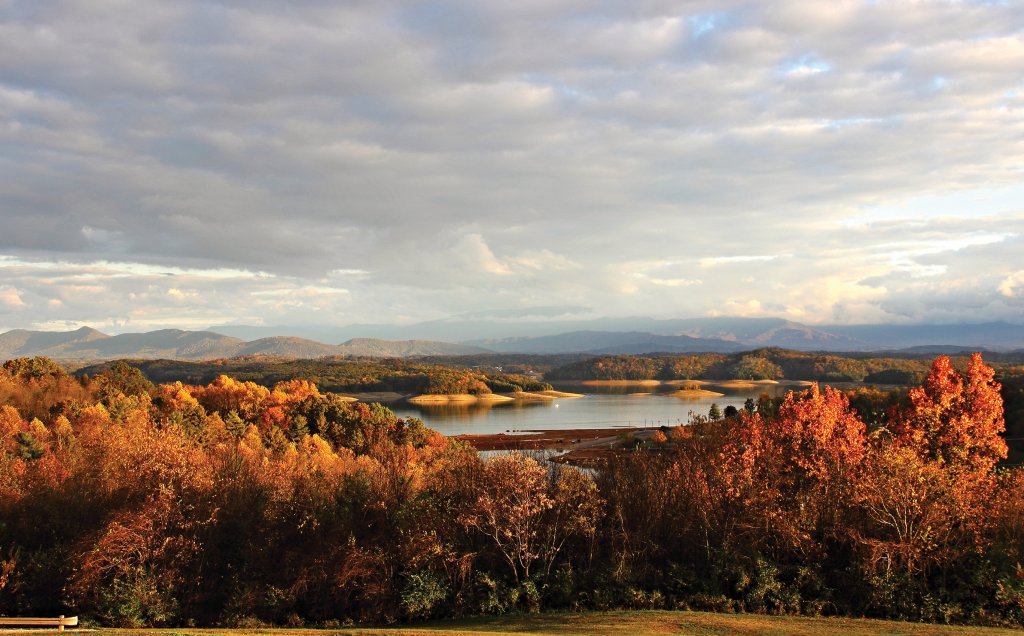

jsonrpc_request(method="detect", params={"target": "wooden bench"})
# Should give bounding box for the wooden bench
[0,615,78,631]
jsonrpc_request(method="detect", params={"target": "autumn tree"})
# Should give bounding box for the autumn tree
[459,453,553,585]
[538,466,603,583]
[721,384,866,564]
[894,353,1006,477]
[853,444,982,585]
[850,354,1008,618]
[97,361,154,401]
[730,355,783,380]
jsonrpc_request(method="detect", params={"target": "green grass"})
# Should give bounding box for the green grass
[92,610,1024,636]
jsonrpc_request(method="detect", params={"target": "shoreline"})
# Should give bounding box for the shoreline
[356,380,817,406]
[578,379,662,387]
[553,378,801,390]
[668,388,726,398]
[456,426,661,451]
[407,393,515,405]
[406,390,584,405]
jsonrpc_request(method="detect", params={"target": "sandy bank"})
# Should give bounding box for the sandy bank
[533,389,584,398]
[339,391,395,401]
[668,389,725,399]
[407,393,515,405]
[494,390,587,401]
[707,379,779,390]
[477,393,517,402]
[510,391,557,401]
[581,379,661,387]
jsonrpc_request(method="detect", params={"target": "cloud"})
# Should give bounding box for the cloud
[2,0,1024,330]
[0,287,26,308]
[648,278,702,288]
[999,272,1024,299]
[455,233,511,276]
[699,255,783,269]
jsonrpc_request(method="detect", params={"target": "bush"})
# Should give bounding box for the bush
[96,570,178,627]
[401,571,449,620]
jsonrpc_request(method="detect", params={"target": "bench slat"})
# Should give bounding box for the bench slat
[0,615,79,626]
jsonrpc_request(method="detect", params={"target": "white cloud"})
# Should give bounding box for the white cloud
[455,234,512,276]
[648,278,702,288]
[699,255,783,268]
[999,272,1024,298]
[0,287,26,307]
[2,0,1024,329]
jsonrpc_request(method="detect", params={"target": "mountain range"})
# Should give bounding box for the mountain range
[209,317,1024,353]
[2,317,1023,362]
[0,327,489,361]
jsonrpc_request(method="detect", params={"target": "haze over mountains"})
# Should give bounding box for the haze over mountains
[0,327,489,361]
[3,317,1023,362]
[209,316,1024,353]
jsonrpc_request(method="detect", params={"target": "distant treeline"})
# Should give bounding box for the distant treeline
[543,348,1024,384]
[77,357,553,395]
[2,355,1023,628]
[416,353,593,375]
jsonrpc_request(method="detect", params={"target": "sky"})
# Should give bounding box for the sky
[2,0,1023,334]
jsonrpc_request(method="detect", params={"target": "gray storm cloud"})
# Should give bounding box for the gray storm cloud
[1,0,1023,331]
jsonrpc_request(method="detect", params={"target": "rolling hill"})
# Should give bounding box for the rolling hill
[0,329,491,361]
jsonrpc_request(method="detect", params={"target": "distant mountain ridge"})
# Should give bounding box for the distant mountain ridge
[0,329,490,361]
[471,331,745,354]
[209,316,1024,353]
[821,322,1024,350]
[207,315,872,350]
[5,316,1024,361]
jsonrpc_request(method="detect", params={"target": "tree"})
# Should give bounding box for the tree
[538,466,603,582]
[854,444,980,582]
[721,384,867,560]
[894,353,1006,477]
[459,453,552,584]
[2,357,66,379]
[708,403,722,421]
[731,355,783,381]
[98,362,154,400]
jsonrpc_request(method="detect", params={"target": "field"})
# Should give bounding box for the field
[92,611,1024,635]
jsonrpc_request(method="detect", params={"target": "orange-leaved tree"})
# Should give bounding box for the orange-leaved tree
[854,443,982,581]
[894,353,1006,477]
[722,384,867,562]
[851,354,1007,614]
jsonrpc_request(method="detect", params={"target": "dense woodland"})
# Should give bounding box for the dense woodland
[78,357,553,396]
[544,350,1024,463]
[1,355,1023,628]
[542,348,1024,383]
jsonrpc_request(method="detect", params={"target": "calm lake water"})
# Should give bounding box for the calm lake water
[390,382,792,436]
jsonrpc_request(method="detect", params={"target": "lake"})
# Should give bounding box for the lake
[390,382,793,436]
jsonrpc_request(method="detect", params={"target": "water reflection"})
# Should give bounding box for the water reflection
[390,382,793,437]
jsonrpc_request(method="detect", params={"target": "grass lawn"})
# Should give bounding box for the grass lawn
[92,610,1024,636]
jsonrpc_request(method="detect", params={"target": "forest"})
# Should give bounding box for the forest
[543,348,1024,383]
[544,350,1024,463]
[77,357,553,396]
[1,354,1023,628]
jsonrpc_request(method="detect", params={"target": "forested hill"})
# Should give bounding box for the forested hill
[544,348,1024,383]
[77,357,552,395]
